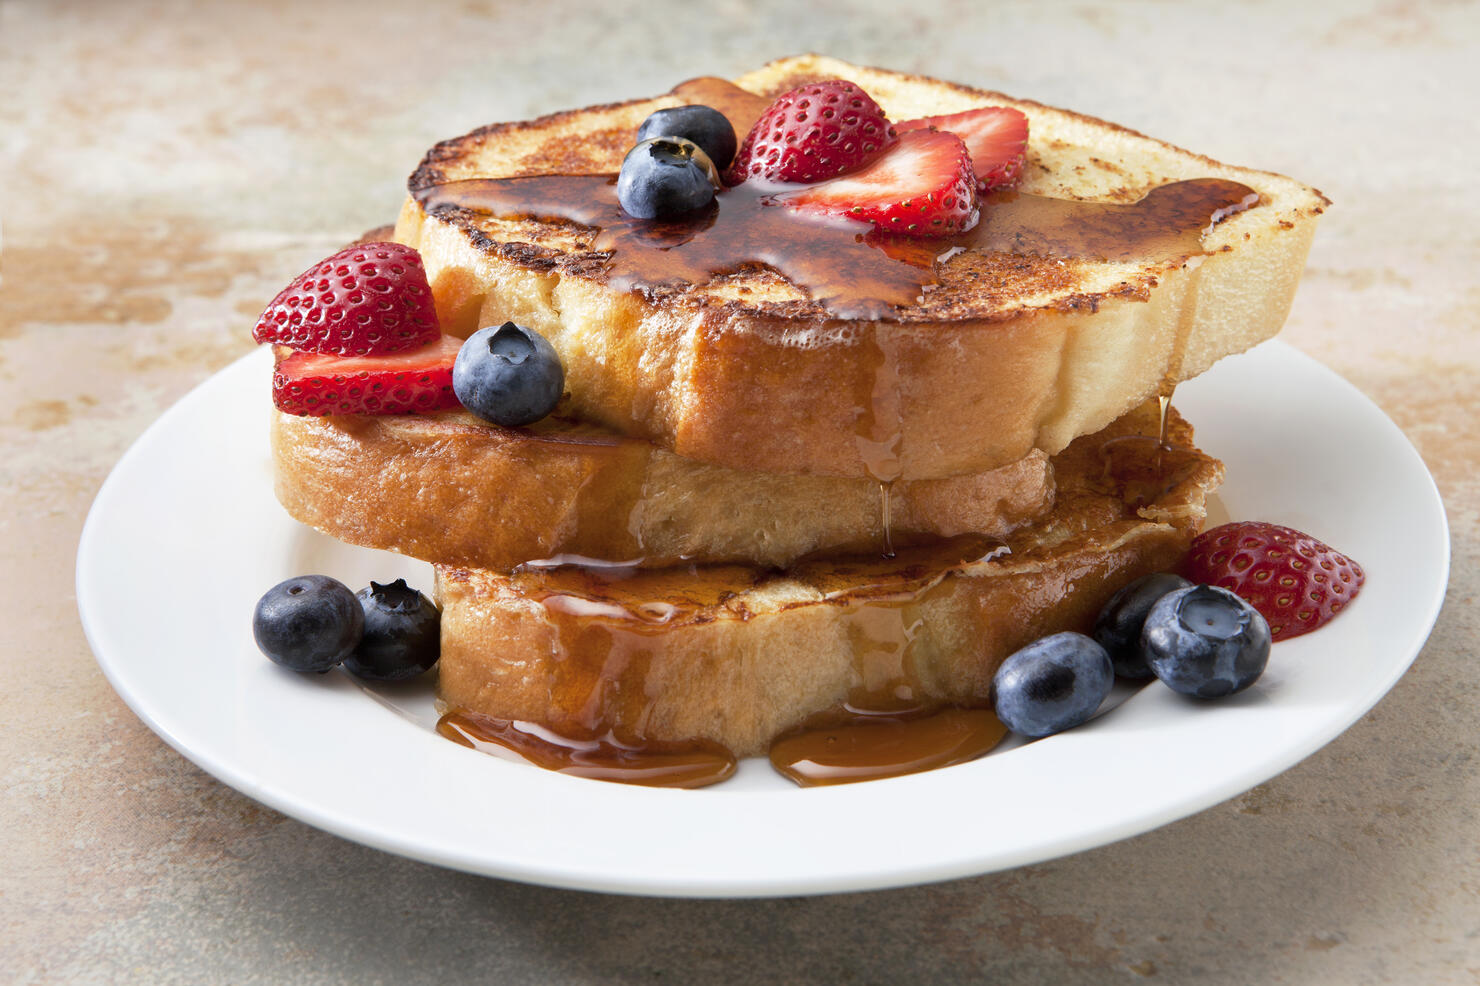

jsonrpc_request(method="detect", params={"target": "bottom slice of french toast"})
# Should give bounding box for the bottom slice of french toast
[435,402,1222,759]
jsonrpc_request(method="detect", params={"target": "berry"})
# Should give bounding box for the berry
[727,79,896,184]
[343,579,441,682]
[452,321,564,426]
[252,242,441,356]
[992,632,1114,738]
[778,128,979,237]
[616,137,719,220]
[1092,572,1193,678]
[1142,585,1271,698]
[1184,522,1366,641]
[252,575,364,673]
[636,105,738,171]
[272,334,462,416]
[897,106,1029,192]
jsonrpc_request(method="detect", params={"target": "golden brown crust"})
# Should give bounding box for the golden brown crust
[394,56,1325,478]
[435,404,1224,757]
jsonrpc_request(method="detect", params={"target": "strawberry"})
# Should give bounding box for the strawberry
[727,79,896,185]
[777,127,979,237]
[1184,522,1366,642]
[272,335,463,416]
[253,242,441,356]
[897,106,1029,192]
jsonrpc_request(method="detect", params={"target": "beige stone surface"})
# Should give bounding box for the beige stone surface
[3,0,1476,982]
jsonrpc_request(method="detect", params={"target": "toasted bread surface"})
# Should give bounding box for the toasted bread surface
[396,55,1325,479]
[272,404,1053,570]
[435,403,1223,757]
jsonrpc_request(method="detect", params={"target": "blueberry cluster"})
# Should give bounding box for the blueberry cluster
[253,576,440,682]
[992,573,1271,738]
[618,105,735,220]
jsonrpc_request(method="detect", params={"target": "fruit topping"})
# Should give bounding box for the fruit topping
[992,632,1114,738]
[1092,572,1193,679]
[343,579,441,682]
[777,127,979,237]
[636,104,738,171]
[727,79,896,185]
[897,106,1029,192]
[252,575,364,673]
[1184,522,1366,641]
[616,137,720,219]
[452,321,565,426]
[252,242,441,356]
[272,334,462,416]
[1141,585,1271,698]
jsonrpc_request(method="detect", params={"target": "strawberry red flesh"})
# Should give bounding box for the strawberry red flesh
[1184,521,1365,642]
[897,106,1029,192]
[727,79,897,185]
[272,335,463,416]
[776,127,979,237]
[253,242,441,356]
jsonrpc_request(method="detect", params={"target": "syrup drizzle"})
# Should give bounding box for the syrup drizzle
[415,176,1259,323]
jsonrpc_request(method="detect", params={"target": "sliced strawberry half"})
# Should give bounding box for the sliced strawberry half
[272,335,463,416]
[777,127,979,237]
[726,79,897,185]
[253,242,441,356]
[897,106,1029,192]
[1184,521,1366,642]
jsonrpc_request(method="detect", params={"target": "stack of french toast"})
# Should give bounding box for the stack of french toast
[267,56,1326,772]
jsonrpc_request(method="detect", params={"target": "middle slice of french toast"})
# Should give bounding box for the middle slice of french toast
[272,403,1054,571]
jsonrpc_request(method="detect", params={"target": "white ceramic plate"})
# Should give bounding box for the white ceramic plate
[77,341,1449,897]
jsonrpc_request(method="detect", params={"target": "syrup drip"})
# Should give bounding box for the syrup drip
[1096,397,1202,509]
[878,482,896,559]
[438,710,735,789]
[769,707,1007,787]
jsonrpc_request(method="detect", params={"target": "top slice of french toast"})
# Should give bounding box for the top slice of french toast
[396,55,1327,480]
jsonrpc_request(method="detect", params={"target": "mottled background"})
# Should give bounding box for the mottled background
[3,0,1477,982]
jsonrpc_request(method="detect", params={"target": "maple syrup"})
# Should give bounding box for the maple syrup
[415,175,1258,323]
[442,536,1011,788]
[438,710,736,788]
[769,707,1007,786]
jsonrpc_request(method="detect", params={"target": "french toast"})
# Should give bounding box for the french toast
[435,403,1223,758]
[270,405,1052,570]
[252,57,1336,784]
[395,54,1326,480]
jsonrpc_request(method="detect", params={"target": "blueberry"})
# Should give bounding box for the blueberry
[252,575,363,673]
[1092,572,1193,678]
[453,321,564,426]
[992,632,1114,738]
[616,137,718,220]
[1141,585,1271,698]
[635,105,738,171]
[343,579,441,682]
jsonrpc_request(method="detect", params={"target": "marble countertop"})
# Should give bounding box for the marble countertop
[4,0,1476,982]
